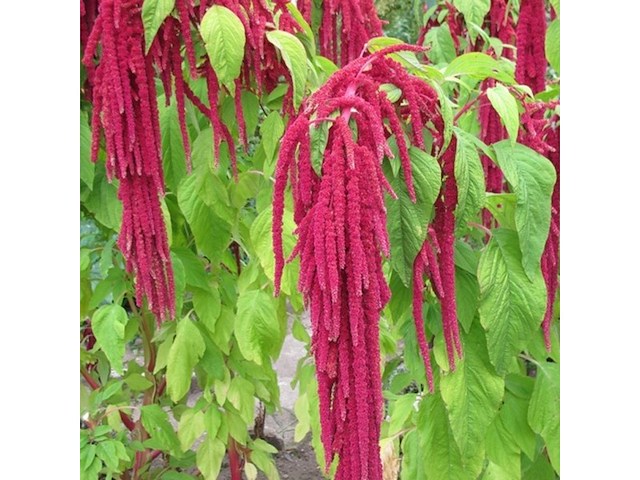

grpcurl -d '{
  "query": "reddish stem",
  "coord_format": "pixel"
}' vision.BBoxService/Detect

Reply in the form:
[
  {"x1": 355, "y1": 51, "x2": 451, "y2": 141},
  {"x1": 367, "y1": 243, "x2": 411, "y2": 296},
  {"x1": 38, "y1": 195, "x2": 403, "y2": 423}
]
[
  {"x1": 454, "y1": 92, "x2": 486, "y2": 122},
  {"x1": 228, "y1": 437, "x2": 243, "y2": 480},
  {"x1": 81, "y1": 367, "x2": 136, "y2": 431}
]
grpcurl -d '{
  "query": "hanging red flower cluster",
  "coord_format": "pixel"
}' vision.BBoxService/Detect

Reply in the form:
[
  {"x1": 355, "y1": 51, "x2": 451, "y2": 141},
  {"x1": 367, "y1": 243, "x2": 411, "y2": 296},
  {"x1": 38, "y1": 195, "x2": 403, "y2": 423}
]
[
  {"x1": 272, "y1": 44, "x2": 448, "y2": 479},
  {"x1": 514, "y1": 0, "x2": 560, "y2": 349},
  {"x1": 515, "y1": 0, "x2": 547, "y2": 94},
  {"x1": 147, "y1": 0, "x2": 303, "y2": 175},
  {"x1": 300, "y1": 0, "x2": 383, "y2": 65},
  {"x1": 478, "y1": 0, "x2": 516, "y2": 226},
  {"x1": 412, "y1": 138, "x2": 461, "y2": 388},
  {"x1": 82, "y1": 0, "x2": 175, "y2": 322}
]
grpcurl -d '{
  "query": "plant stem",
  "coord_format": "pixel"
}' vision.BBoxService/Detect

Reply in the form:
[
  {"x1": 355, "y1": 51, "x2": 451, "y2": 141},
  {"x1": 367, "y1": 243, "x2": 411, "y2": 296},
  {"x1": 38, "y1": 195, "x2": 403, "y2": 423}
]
[
  {"x1": 80, "y1": 366, "x2": 137, "y2": 431},
  {"x1": 454, "y1": 92, "x2": 486, "y2": 122},
  {"x1": 228, "y1": 437, "x2": 243, "y2": 480}
]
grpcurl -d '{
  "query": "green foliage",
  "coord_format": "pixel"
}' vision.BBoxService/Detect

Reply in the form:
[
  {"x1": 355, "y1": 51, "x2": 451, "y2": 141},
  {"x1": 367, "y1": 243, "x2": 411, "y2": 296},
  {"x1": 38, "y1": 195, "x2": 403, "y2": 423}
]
[
  {"x1": 200, "y1": 6, "x2": 246, "y2": 89},
  {"x1": 385, "y1": 148, "x2": 442, "y2": 286}
]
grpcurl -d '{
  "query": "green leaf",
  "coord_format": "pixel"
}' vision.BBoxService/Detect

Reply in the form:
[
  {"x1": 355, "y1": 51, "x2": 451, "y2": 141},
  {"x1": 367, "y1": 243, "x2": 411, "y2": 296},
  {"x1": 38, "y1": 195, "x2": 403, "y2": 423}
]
[
  {"x1": 266, "y1": 30, "x2": 308, "y2": 109},
  {"x1": 293, "y1": 393, "x2": 310, "y2": 442},
  {"x1": 486, "y1": 85, "x2": 519, "y2": 143},
  {"x1": 477, "y1": 229, "x2": 546, "y2": 374},
  {"x1": 193, "y1": 286, "x2": 221, "y2": 331},
  {"x1": 250, "y1": 205, "x2": 298, "y2": 295},
  {"x1": 492, "y1": 141, "x2": 557, "y2": 280},
  {"x1": 522, "y1": 449, "x2": 557, "y2": 480},
  {"x1": 440, "y1": 323, "x2": 504, "y2": 461},
  {"x1": 178, "y1": 409, "x2": 206, "y2": 452},
  {"x1": 444, "y1": 53, "x2": 514, "y2": 84},
  {"x1": 453, "y1": 0, "x2": 490, "y2": 41},
  {"x1": 140, "y1": 404, "x2": 181, "y2": 452},
  {"x1": 171, "y1": 248, "x2": 209, "y2": 290},
  {"x1": 235, "y1": 289, "x2": 280, "y2": 365},
  {"x1": 310, "y1": 120, "x2": 330, "y2": 176},
  {"x1": 400, "y1": 430, "x2": 425, "y2": 479},
  {"x1": 85, "y1": 166, "x2": 122, "y2": 231},
  {"x1": 204, "y1": 405, "x2": 222, "y2": 437},
  {"x1": 124, "y1": 373, "x2": 154, "y2": 391},
  {"x1": 550, "y1": 0, "x2": 560, "y2": 17},
  {"x1": 227, "y1": 376, "x2": 256, "y2": 424},
  {"x1": 160, "y1": 100, "x2": 187, "y2": 193},
  {"x1": 285, "y1": 2, "x2": 315, "y2": 57},
  {"x1": 178, "y1": 169, "x2": 231, "y2": 263},
  {"x1": 80, "y1": 113, "x2": 94, "y2": 189},
  {"x1": 245, "y1": 462, "x2": 259, "y2": 480},
  {"x1": 142, "y1": 0, "x2": 175, "y2": 52},
  {"x1": 96, "y1": 441, "x2": 120, "y2": 471},
  {"x1": 420, "y1": 393, "x2": 484, "y2": 479},
  {"x1": 500, "y1": 393, "x2": 537, "y2": 460},
  {"x1": 167, "y1": 316, "x2": 206, "y2": 402},
  {"x1": 92, "y1": 304, "x2": 128, "y2": 374},
  {"x1": 453, "y1": 127, "x2": 485, "y2": 230},
  {"x1": 196, "y1": 436, "x2": 226, "y2": 480},
  {"x1": 528, "y1": 362, "x2": 560, "y2": 473},
  {"x1": 260, "y1": 111, "x2": 285, "y2": 171},
  {"x1": 485, "y1": 193, "x2": 517, "y2": 230},
  {"x1": 200, "y1": 6, "x2": 246, "y2": 89},
  {"x1": 485, "y1": 410, "x2": 521, "y2": 478},
  {"x1": 546, "y1": 19, "x2": 560, "y2": 74},
  {"x1": 455, "y1": 268, "x2": 479, "y2": 333},
  {"x1": 386, "y1": 148, "x2": 442, "y2": 286},
  {"x1": 424, "y1": 25, "x2": 456, "y2": 64},
  {"x1": 388, "y1": 394, "x2": 418, "y2": 437}
]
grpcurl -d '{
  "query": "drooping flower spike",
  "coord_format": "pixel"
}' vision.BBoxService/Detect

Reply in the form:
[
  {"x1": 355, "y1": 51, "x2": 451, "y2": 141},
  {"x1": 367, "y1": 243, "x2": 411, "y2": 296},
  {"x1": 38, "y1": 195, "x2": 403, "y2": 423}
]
[
  {"x1": 514, "y1": 0, "x2": 560, "y2": 350},
  {"x1": 273, "y1": 44, "x2": 450, "y2": 480},
  {"x1": 309, "y1": 0, "x2": 383, "y2": 65},
  {"x1": 82, "y1": 0, "x2": 175, "y2": 322}
]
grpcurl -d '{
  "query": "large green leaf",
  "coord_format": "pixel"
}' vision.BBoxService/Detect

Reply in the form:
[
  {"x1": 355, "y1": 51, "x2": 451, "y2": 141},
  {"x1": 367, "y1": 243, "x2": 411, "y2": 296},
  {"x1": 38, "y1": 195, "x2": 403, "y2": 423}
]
[
  {"x1": 453, "y1": 0, "x2": 490, "y2": 41},
  {"x1": 159, "y1": 101, "x2": 187, "y2": 193},
  {"x1": 424, "y1": 25, "x2": 456, "y2": 64},
  {"x1": 266, "y1": 30, "x2": 308, "y2": 109},
  {"x1": 546, "y1": 19, "x2": 560, "y2": 74},
  {"x1": 177, "y1": 168, "x2": 231, "y2": 263},
  {"x1": 178, "y1": 408, "x2": 205, "y2": 452},
  {"x1": 197, "y1": 436, "x2": 226, "y2": 480},
  {"x1": 477, "y1": 229, "x2": 546, "y2": 374},
  {"x1": 455, "y1": 268, "x2": 479, "y2": 333},
  {"x1": 260, "y1": 111, "x2": 285, "y2": 172},
  {"x1": 234, "y1": 290, "x2": 280, "y2": 365},
  {"x1": 419, "y1": 392, "x2": 484, "y2": 479},
  {"x1": 227, "y1": 376, "x2": 256, "y2": 424},
  {"x1": 440, "y1": 323, "x2": 504, "y2": 462},
  {"x1": 400, "y1": 430, "x2": 426, "y2": 479},
  {"x1": 200, "y1": 5, "x2": 246, "y2": 89},
  {"x1": 501, "y1": 392, "x2": 537, "y2": 460},
  {"x1": 386, "y1": 147, "x2": 442, "y2": 286},
  {"x1": 492, "y1": 141, "x2": 556, "y2": 280},
  {"x1": 142, "y1": 0, "x2": 175, "y2": 52},
  {"x1": 444, "y1": 53, "x2": 514, "y2": 84},
  {"x1": 453, "y1": 127, "x2": 485, "y2": 230},
  {"x1": 166, "y1": 316, "x2": 206, "y2": 402},
  {"x1": 528, "y1": 362, "x2": 560, "y2": 474},
  {"x1": 85, "y1": 165, "x2": 122, "y2": 231},
  {"x1": 80, "y1": 112, "x2": 94, "y2": 189},
  {"x1": 92, "y1": 304, "x2": 128, "y2": 374},
  {"x1": 485, "y1": 410, "x2": 521, "y2": 478},
  {"x1": 249, "y1": 205, "x2": 298, "y2": 295},
  {"x1": 140, "y1": 404, "x2": 181, "y2": 452},
  {"x1": 486, "y1": 85, "x2": 519, "y2": 143}
]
